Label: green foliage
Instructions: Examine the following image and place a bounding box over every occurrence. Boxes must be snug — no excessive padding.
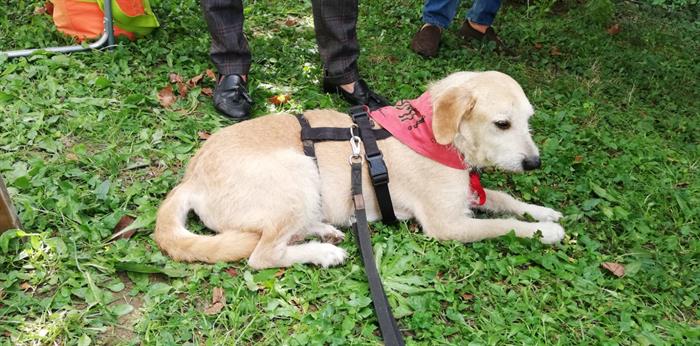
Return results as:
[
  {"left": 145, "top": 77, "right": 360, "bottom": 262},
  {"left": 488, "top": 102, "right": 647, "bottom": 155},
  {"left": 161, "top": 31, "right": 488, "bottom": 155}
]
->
[
  {"left": 1, "top": 0, "right": 699, "bottom": 344},
  {"left": 584, "top": 0, "right": 615, "bottom": 26},
  {"left": 645, "top": 0, "right": 700, "bottom": 9}
]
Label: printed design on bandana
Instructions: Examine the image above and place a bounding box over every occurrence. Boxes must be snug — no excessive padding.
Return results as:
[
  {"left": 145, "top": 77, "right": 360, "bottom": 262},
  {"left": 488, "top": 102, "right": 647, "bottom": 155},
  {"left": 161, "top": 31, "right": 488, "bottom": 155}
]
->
[
  {"left": 369, "top": 91, "right": 465, "bottom": 169},
  {"left": 395, "top": 100, "right": 427, "bottom": 131},
  {"left": 368, "top": 91, "right": 486, "bottom": 205}
]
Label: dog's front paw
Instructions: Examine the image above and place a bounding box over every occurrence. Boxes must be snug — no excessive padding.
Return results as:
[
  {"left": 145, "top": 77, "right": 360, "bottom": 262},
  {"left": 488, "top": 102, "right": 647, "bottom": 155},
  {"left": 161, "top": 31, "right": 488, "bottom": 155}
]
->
[
  {"left": 526, "top": 205, "right": 563, "bottom": 222},
  {"left": 535, "top": 222, "right": 565, "bottom": 244},
  {"left": 313, "top": 244, "right": 347, "bottom": 268}
]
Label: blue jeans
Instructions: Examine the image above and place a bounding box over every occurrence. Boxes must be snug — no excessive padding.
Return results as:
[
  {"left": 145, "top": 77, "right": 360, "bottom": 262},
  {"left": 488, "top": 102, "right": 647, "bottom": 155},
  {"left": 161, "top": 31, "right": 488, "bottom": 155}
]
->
[{"left": 422, "top": 0, "right": 502, "bottom": 28}]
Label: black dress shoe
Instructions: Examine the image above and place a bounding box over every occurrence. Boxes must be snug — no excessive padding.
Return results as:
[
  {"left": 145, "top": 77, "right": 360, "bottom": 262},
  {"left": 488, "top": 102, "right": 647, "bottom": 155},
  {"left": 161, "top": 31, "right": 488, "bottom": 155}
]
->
[
  {"left": 213, "top": 74, "right": 253, "bottom": 121},
  {"left": 322, "top": 79, "right": 390, "bottom": 111}
]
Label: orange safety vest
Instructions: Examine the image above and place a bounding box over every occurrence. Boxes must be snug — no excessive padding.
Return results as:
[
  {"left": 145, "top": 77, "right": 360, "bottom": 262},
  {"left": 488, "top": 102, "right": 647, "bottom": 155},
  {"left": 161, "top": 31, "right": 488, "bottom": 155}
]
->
[{"left": 51, "top": 0, "right": 159, "bottom": 40}]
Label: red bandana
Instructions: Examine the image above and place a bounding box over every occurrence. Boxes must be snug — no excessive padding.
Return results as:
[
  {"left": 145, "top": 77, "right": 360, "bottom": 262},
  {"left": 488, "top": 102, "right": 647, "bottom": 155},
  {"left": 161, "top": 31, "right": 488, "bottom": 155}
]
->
[{"left": 369, "top": 91, "right": 486, "bottom": 205}]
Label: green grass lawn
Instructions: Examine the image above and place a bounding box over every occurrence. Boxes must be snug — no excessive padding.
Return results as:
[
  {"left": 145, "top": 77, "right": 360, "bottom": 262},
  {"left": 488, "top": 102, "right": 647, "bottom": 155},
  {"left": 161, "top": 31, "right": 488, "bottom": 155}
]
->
[{"left": 1, "top": 0, "right": 699, "bottom": 344}]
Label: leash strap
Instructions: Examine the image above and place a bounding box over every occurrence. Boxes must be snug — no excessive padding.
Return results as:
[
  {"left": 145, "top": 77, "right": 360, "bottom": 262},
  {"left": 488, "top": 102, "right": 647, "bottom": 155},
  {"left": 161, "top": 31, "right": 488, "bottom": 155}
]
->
[
  {"left": 351, "top": 160, "right": 405, "bottom": 346},
  {"left": 349, "top": 106, "right": 398, "bottom": 225},
  {"left": 295, "top": 113, "right": 404, "bottom": 344}
]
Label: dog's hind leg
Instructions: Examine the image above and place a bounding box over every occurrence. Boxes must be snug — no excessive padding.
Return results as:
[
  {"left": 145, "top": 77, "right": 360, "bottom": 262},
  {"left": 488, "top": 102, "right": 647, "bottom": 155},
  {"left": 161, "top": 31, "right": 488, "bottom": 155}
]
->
[
  {"left": 306, "top": 223, "right": 346, "bottom": 244},
  {"left": 288, "top": 223, "right": 345, "bottom": 245},
  {"left": 248, "top": 221, "right": 347, "bottom": 269},
  {"left": 477, "top": 189, "right": 563, "bottom": 222}
]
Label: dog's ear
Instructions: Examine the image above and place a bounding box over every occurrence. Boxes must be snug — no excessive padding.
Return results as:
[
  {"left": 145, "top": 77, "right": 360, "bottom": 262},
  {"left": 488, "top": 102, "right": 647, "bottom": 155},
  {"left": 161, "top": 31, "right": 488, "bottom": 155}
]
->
[{"left": 432, "top": 86, "right": 476, "bottom": 145}]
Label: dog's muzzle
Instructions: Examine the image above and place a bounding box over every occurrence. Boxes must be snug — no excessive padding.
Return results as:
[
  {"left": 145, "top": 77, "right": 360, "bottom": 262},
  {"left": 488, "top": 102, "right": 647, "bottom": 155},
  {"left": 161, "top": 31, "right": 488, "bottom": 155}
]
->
[{"left": 522, "top": 156, "right": 541, "bottom": 171}]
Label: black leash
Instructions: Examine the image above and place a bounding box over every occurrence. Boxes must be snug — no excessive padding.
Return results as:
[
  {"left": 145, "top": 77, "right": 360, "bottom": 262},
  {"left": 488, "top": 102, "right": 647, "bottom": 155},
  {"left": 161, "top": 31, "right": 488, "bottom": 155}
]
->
[
  {"left": 295, "top": 113, "right": 404, "bottom": 345},
  {"left": 349, "top": 136, "right": 405, "bottom": 346}
]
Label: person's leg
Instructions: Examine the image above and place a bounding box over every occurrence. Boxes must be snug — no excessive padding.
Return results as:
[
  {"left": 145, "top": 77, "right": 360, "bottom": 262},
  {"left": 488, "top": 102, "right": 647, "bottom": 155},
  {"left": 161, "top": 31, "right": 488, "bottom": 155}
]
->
[
  {"left": 311, "top": 0, "right": 360, "bottom": 87},
  {"left": 459, "top": 0, "right": 511, "bottom": 54},
  {"left": 411, "top": 0, "right": 460, "bottom": 58},
  {"left": 201, "top": 0, "right": 250, "bottom": 76},
  {"left": 422, "top": 0, "right": 461, "bottom": 29},
  {"left": 201, "top": 0, "right": 253, "bottom": 120},
  {"left": 466, "top": 0, "right": 502, "bottom": 29},
  {"left": 311, "top": 0, "right": 389, "bottom": 110}
]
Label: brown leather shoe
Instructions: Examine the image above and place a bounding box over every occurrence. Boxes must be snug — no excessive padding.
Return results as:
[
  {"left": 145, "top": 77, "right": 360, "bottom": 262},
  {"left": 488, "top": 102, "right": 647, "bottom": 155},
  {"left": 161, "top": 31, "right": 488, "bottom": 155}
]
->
[
  {"left": 410, "top": 25, "right": 442, "bottom": 58},
  {"left": 458, "top": 21, "right": 513, "bottom": 55}
]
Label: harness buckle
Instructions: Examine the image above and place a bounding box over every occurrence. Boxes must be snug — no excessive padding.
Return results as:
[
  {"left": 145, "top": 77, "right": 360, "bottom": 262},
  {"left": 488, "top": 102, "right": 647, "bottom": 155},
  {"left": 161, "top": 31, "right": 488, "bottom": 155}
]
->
[{"left": 366, "top": 153, "right": 389, "bottom": 185}]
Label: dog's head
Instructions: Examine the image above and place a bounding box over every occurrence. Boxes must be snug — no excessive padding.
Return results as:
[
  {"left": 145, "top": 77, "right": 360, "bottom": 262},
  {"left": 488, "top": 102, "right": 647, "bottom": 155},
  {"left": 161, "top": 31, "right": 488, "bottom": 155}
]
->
[{"left": 431, "top": 71, "right": 541, "bottom": 172}]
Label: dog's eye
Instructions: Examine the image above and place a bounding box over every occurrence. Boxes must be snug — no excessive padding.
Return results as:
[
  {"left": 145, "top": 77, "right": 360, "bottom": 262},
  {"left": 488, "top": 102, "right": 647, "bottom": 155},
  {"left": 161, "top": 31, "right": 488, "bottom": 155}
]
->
[{"left": 494, "top": 120, "right": 511, "bottom": 130}]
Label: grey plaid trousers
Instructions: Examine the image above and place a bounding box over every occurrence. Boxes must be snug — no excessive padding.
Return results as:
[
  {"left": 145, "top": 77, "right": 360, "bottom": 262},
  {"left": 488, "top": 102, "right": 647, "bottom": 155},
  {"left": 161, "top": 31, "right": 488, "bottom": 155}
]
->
[{"left": 201, "top": 0, "right": 361, "bottom": 85}]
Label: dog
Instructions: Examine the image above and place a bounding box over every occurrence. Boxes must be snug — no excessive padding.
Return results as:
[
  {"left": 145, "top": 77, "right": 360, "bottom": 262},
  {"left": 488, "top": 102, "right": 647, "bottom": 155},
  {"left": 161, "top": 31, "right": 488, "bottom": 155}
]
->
[{"left": 154, "top": 71, "right": 565, "bottom": 269}]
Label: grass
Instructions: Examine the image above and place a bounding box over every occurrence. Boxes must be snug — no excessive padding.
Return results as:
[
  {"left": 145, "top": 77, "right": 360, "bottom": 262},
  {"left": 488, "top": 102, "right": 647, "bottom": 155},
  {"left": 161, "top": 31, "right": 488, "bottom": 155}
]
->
[{"left": 1, "top": 0, "right": 699, "bottom": 344}]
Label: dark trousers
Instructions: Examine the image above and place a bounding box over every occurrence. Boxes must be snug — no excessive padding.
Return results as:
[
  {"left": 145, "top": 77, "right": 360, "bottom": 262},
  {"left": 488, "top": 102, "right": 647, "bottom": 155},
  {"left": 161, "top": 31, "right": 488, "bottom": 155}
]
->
[{"left": 201, "top": 0, "right": 360, "bottom": 85}]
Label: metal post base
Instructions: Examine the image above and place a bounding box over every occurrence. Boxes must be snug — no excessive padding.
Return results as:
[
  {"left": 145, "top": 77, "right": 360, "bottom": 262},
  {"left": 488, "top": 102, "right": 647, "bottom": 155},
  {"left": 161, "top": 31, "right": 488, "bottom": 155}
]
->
[{"left": 2, "top": 0, "right": 115, "bottom": 58}]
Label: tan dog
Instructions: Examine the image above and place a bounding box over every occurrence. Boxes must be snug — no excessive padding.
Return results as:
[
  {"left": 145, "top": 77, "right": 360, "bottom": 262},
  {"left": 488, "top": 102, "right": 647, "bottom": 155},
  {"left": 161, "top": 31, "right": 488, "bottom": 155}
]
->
[{"left": 155, "top": 71, "right": 564, "bottom": 269}]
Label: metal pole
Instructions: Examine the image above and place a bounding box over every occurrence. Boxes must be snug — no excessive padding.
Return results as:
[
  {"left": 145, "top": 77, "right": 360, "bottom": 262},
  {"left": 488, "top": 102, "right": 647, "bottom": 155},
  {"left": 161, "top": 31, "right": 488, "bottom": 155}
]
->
[
  {"left": 0, "top": 175, "right": 21, "bottom": 233},
  {"left": 2, "top": 0, "right": 115, "bottom": 58},
  {"left": 104, "top": 0, "right": 115, "bottom": 47}
]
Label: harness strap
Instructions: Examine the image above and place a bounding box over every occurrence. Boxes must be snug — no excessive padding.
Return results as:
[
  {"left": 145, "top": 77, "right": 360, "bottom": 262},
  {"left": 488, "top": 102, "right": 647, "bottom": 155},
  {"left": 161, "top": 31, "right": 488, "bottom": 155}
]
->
[
  {"left": 296, "top": 114, "right": 317, "bottom": 158},
  {"left": 301, "top": 126, "right": 393, "bottom": 141},
  {"left": 351, "top": 161, "right": 405, "bottom": 346},
  {"left": 297, "top": 115, "right": 392, "bottom": 143},
  {"left": 349, "top": 106, "right": 398, "bottom": 225}
]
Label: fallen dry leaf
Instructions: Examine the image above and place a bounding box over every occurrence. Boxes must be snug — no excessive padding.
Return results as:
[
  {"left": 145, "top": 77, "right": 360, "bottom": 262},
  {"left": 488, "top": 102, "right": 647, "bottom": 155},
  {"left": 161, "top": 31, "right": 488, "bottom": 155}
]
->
[
  {"left": 205, "top": 69, "right": 217, "bottom": 81},
  {"left": 203, "top": 287, "right": 226, "bottom": 315},
  {"left": 534, "top": 42, "right": 543, "bottom": 50},
  {"left": 225, "top": 268, "right": 238, "bottom": 277},
  {"left": 284, "top": 18, "right": 299, "bottom": 27},
  {"left": 169, "top": 73, "right": 183, "bottom": 84},
  {"left": 601, "top": 262, "right": 625, "bottom": 277},
  {"left": 550, "top": 46, "right": 562, "bottom": 56},
  {"left": 158, "top": 85, "right": 176, "bottom": 108},
  {"left": 35, "top": 1, "right": 53, "bottom": 15},
  {"left": 268, "top": 94, "right": 291, "bottom": 105},
  {"left": 177, "top": 82, "right": 188, "bottom": 97},
  {"left": 274, "top": 268, "right": 285, "bottom": 278},
  {"left": 112, "top": 215, "right": 136, "bottom": 240},
  {"left": 66, "top": 152, "right": 79, "bottom": 161},
  {"left": 187, "top": 74, "right": 204, "bottom": 88},
  {"left": 574, "top": 155, "right": 584, "bottom": 163},
  {"left": 19, "top": 282, "right": 31, "bottom": 290},
  {"left": 197, "top": 131, "right": 211, "bottom": 140},
  {"left": 607, "top": 23, "right": 621, "bottom": 35},
  {"left": 461, "top": 293, "right": 475, "bottom": 300},
  {"left": 201, "top": 87, "right": 213, "bottom": 97}
]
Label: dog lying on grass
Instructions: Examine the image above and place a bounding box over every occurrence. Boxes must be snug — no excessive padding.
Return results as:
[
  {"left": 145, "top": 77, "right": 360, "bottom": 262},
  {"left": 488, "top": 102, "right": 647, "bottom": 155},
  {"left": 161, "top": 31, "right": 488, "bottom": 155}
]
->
[{"left": 155, "top": 71, "right": 564, "bottom": 269}]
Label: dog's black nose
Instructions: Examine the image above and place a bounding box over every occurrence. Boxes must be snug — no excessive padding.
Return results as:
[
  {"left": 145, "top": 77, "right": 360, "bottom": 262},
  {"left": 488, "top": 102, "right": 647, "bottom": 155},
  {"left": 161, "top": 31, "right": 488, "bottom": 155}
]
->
[{"left": 522, "top": 156, "right": 541, "bottom": 171}]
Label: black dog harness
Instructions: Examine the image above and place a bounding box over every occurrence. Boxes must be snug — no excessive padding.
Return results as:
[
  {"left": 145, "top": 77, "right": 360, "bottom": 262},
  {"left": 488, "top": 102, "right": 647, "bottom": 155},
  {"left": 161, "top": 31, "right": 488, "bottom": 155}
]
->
[
  {"left": 296, "top": 107, "right": 397, "bottom": 224},
  {"left": 295, "top": 106, "right": 405, "bottom": 346}
]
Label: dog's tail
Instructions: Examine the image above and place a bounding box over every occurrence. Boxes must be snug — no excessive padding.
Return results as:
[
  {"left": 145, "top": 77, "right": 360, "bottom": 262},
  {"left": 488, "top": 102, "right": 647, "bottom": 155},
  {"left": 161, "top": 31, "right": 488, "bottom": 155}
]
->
[{"left": 154, "top": 184, "right": 260, "bottom": 263}]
